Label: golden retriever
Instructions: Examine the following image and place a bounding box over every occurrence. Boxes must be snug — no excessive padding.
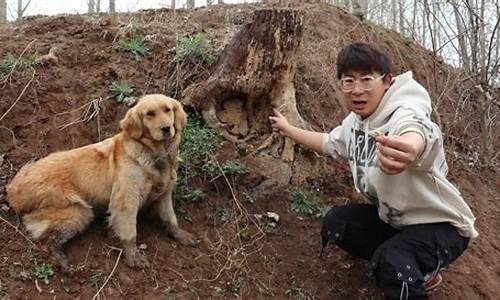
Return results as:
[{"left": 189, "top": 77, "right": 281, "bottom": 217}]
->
[{"left": 7, "top": 94, "right": 196, "bottom": 269}]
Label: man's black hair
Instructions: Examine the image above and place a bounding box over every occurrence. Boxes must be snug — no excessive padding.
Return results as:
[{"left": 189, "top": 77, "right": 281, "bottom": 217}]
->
[{"left": 336, "top": 43, "right": 391, "bottom": 79}]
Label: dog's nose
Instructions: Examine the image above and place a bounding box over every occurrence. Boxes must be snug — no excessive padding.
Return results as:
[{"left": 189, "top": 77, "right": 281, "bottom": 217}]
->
[{"left": 161, "top": 126, "right": 171, "bottom": 134}]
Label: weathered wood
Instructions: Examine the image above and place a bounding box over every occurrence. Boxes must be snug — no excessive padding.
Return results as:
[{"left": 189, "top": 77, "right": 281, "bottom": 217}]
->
[{"left": 183, "top": 8, "right": 307, "bottom": 162}]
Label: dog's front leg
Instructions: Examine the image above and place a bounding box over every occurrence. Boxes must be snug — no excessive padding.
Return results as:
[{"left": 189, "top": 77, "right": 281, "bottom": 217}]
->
[
  {"left": 157, "top": 183, "right": 197, "bottom": 246},
  {"left": 108, "top": 184, "right": 150, "bottom": 268}
]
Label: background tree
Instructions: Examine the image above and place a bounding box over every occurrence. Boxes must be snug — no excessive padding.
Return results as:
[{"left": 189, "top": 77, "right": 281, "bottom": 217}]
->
[
  {"left": 186, "top": 0, "right": 195, "bottom": 9},
  {"left": 0, "top": 0, "right": 7, "bottom": 23},
  {"left": 109, "top": 0, "right": 115, "bottom": 13},
  {"left": 88, "top": 0, "right": 95, "bottom": 13},
  {"left": 16, "top": 0, "right": 31, "bottom": 21}
]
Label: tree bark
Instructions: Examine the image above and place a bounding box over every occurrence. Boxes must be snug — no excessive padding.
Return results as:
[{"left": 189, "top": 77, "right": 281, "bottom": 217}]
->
[{"left": 183, "top": 8, "right": 306, "bottom": 162}]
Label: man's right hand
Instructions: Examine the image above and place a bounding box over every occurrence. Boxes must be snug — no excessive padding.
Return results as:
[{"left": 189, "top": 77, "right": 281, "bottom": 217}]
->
[
  {"left": 269, "top": 108, "right": 291, "bottom": 137},
  {"left": 269, "top": 108, "right": 325, "bottom": 154}
]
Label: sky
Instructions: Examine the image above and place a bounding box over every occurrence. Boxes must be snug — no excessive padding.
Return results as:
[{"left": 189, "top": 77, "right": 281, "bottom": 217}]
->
[{"left": 6, "top": 0, "right": 258, "bottom": 20}]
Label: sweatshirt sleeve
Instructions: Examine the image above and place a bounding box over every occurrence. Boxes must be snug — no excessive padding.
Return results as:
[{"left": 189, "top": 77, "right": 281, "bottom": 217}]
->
[
  {"left": 391, "top": 107, "right": 441, "bottom": 169},
  {"left": 321, "top": 125, "right": 349, "bottom": 160}
]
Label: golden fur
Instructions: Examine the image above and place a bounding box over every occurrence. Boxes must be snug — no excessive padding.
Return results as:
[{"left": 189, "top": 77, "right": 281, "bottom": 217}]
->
[{"left": 7, "top": 94, "right": 196, "bottom": 269}]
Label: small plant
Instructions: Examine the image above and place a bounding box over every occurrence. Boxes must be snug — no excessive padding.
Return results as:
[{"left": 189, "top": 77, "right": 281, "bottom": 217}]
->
[
  {"left": 34, "top": 263, "right": 54, "bottom": 284},
  {"left": 175, "top": 33, "right": 216, "bottom": 64},
  {"left": 285, "top": 277, "right": 307, "bottom": 299},
  {"left": 89, "top": 269, "right": 106, "bottom": 288},
  {"left": 109, "top": 81, "right": 134, "bottom": 103},
  {"left": 202, "top": 159, "right": 246, "bottom": 179},
  {"left": 116, "top": 37, "right": 151, "bottom": 59},
  {"left": 289, "top": 188, "right": 323, "bottom": 216},
  {"left": 183, "top": 189, "right": 205, "bottom": 202},
  {"left": 1, "top": 52, "right": 36, "bottom": 74}
]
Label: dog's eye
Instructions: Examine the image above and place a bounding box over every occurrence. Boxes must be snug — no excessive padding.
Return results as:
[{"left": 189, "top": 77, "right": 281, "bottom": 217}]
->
[
  {"left": 164, "top": 107, "right": 171, "bottom": 113},
  {"left": 146, "top": 111, "right": 155, "bottom": 117}
]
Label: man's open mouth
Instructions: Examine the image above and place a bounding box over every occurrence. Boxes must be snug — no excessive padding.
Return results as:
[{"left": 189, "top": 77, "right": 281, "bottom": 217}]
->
[{"left": 353, "top": 100, "right": 367, "bottom": 105}]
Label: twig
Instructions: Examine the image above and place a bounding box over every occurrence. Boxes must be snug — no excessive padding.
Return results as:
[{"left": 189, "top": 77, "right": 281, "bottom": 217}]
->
[
  {"left": 92, "top": 247, "right": 122, "bottom": 300},
  {"left": 34, "top": 279, "right": 42, "bottom": 293},
  {"left": 0, "top": 215, "right": 38, "bottom": 249},
  {"left": 0, "top": 70, "right": 36, "bottom": 123}
]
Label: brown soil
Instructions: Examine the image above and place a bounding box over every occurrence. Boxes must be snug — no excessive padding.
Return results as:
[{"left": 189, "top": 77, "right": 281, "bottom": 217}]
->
[{"left": 0, "top": 3, "right": 499, "bottom": 299}]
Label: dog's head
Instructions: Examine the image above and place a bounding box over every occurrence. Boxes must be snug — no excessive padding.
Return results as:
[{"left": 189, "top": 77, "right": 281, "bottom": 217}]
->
[{"left": 120, "top": 94, "right": 187, "bottom": 142}]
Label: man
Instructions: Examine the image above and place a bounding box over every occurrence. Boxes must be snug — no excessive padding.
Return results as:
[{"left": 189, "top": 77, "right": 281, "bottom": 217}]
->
[{"left": 269, "top": 42, "right": 477, "bottom": 299}]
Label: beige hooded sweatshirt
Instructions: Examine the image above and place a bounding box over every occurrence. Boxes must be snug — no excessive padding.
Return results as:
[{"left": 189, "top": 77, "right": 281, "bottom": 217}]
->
[{"left": 322, "top": 71, "right": 478, "bottom": 238}]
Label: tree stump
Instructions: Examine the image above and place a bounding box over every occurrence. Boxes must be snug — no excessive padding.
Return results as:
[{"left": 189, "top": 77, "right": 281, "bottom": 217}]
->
[{"left": 183, "top": 8, "right": 307, "bottom": 162}]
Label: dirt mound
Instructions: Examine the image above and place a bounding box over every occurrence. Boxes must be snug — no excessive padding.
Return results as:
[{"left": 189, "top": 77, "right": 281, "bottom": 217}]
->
[{"left": 0, "top": 3, "right": 498, "bottom": 299}]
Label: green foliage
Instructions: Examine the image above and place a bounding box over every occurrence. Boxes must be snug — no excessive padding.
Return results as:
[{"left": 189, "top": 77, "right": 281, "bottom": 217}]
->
[
  {"left": 109, "top": 81, "right": 134, "bottom": 103},
  {"left": 289, "top": 187, "right": 323, "bottom": 216},
  {"left": 201, "top": 159, "right": 246, "bottom": 179},
  {"left": 89, "top": 269, "right": 106, "bottom": 288},
  {"left": 34, "top": 263, "right": 54, "bottom": 284},
  {"left": 116, "top": 37, "right": 151, "bottom": 59},
  {"left": 175, "top": 33, "right": 216, "bottom": 65},
  {"left": 1, "top": 53, "right": 36, "bottom": 74},
  {"left": 285, "top": 277, "right": 307, "bottom": 299},
  {"left": 183, "top": 189, "right": 205, "bottom": 203}
]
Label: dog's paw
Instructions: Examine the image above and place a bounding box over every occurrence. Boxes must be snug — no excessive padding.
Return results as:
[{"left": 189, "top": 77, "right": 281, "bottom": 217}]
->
[
  {"left": 124, "top": 248, "right": 150, "bottom": 269},
  {"left": 170, "top": 227, "right": 198, "bottom": 246}
]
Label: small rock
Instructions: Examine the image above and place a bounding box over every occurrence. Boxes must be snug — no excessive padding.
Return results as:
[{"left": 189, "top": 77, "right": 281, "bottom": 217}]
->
[
  {"left": 266, "top": 212, "right": 280, "bottom": 223},
  {"left": 138, "top": 243, "right": 147, "bottom": 250}
]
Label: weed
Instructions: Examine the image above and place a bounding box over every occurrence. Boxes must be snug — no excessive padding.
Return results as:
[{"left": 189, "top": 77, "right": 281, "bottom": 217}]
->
[
  {"left": 164, "top": 286, "right": 177, "bottom": 299},
  {"left": 34, "top": 263, "right": 54, "bottom": 284},
  {"left": 175, "top": 33, "right": 216, "bottom": 65},
  {"left": 289, "top": 187, "right": 323, "bottom": 216},
  {"left": 285, "top": 277, "right": 307, "bottom": 299},
  {"left": 89, "top": 269, "right": 106, "bottom": 288},
  {"left": 183, "top": 189, "right": 205, "bottom": 202},
  {"left": 116, "top": 37, "right": 150, "bottom": 59},
  {"left": 60, "top": 277, "right": 71, "bottom": 293},
  {"left": 109, "top": 81, "right": 134, "bottom": 103},
  {"left": 1, "top": 52, "right": 36, "bottom": 74},
  {"left": 260, "top": 218, "right": 278, "bottom": 234},
  {"left": 175, "top": 111, "right": 222, "bottom": 202},
  {"left": 202, "top": 159, "right": 246, "bottom": 179},
  {"left": 0, "top": 280, "right": 6, "bottom": 296}
]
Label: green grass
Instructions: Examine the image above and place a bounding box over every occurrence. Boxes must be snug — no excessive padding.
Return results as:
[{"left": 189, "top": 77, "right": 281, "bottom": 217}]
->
[
  {"left": 109, "top": 81, "right": 134, "bottom": 103},
  {"left": 175, "top": 33, "right": 216, "bottom": 65},
  {"left": 1, "top": 52, "right": 37, "bottom": 74},
  {"left": 116, "top": 37, "right": 151, "bottom": 59}
]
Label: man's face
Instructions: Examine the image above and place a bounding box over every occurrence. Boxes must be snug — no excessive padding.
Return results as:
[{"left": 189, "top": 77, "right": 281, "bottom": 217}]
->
[{"left": 340, "top": 70, "right": 391, "bottom": 119}]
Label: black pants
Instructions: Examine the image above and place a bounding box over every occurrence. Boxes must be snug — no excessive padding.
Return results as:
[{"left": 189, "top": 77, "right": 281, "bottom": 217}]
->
[{"left": 321, "top": 204, "right": 470, "bottom": 300}]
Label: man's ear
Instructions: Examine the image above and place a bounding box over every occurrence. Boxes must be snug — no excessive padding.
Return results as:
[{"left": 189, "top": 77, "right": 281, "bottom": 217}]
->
[
  {"left": 173, "top": 100, "right": 187, "bottom": 132},
  {"left": 120, "top": 107, "right": 143, "bottom": 139},
  {"left": 383, "top": 73, "right": 393, "bottom": 89}
]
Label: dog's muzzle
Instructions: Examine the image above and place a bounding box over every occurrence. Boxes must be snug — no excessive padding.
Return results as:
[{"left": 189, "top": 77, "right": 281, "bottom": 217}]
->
[{"left": 160, "top": 126, "right": 175, "bottom": 138}]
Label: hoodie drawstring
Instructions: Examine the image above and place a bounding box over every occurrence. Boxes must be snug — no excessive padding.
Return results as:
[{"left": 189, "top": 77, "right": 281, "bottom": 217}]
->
[{"left": 399, "top": 280, "right": 409, "bottom": 300}]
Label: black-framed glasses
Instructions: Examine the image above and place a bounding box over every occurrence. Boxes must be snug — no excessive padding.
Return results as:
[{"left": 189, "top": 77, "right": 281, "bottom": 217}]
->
[{"left": 338, "top": 74, "right": 386, "bottom": 92}]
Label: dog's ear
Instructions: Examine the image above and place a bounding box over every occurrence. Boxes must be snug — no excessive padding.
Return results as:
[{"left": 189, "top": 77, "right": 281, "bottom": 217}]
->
[
  {"left": 173, "top": 100, "right": 187, "bottom": 133},
  {"left": 120, "top": 107, "right": 143, "bottom": 139}
]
